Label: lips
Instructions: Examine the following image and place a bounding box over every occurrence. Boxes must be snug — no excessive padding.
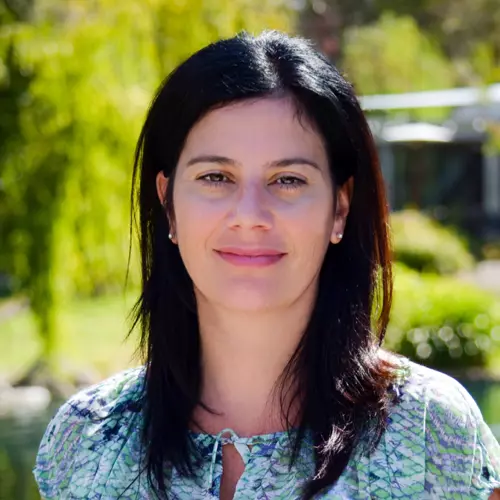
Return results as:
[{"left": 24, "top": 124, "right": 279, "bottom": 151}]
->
[{"left": 214, "top": 247, "right": 286, "bottom": 267}]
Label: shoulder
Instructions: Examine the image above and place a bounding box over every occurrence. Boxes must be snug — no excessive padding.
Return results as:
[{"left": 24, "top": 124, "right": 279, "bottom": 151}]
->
[
  {"left": 41, "top": 364, "right": 146, "bottom": 439},
  {"left": 387, "top": 359, "right": 500, "bottom": 496},
  {"left": 380, "top": 351, "right": 479, "bottom": 425},
  {"left": 62, "top": 364, "right": 145, "bottom": 417},
  {"left": 33, "top": 366, "right": 146, "bottom": 499},
  {"left": 397, "top": 359, "right": 481, "bottom": 422},
  {"left": 394, "top": 359, "right": 489, "bottom": 446}
]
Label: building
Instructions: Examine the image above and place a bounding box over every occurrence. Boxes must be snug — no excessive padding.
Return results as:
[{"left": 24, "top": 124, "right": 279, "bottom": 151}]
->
[{"left": 361, "top": 86, "right": 500, "bottom": 240}]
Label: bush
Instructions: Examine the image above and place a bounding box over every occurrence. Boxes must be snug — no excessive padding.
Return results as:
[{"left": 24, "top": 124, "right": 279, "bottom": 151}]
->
[
  {"left": 390, "top": 210, "right": 475, "bottom": 274},
  {"left": 386, "top": 264, "right": 500, "bottom": 371},
  {"left": 483, "top": 240, "right": 500, "bottom": 260}
]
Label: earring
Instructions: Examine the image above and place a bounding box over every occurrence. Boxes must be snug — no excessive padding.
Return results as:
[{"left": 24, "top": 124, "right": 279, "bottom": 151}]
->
[
  {"left": 168, "top": 233, "right": 174, "bottom": 240},
  {"left": 337, "top": 233, "right": 343, "bottom": 239}
]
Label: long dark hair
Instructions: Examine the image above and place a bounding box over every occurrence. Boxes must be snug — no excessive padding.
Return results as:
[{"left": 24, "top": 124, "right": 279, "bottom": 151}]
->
[{"left": 129, "top": 30, "right": 398, "bottom": 499}]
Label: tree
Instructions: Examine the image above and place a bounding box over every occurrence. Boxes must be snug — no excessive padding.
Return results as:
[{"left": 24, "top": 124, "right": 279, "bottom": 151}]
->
[
  {"left": 341, "top": 13, "right": 455, "bottom": 96},
  {"left": 0, "top": 0, "right": 293, "bottom": 375},
  {"left": 299, "top": 0, "right": 500, "bottom": 87}
]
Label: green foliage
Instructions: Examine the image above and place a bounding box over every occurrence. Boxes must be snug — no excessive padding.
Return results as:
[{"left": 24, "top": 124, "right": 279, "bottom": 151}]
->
[
  {"left": 302, "top": 0, "right": 500, "bottom": 88},
  {"left": 483, "top": 240, "right": 500, "bottom": 261},
  {"left": 343, "top": 13, "right": 456, "bottom": 96},
  {"left": 0, "top": 0, "right": 294, "bottom": 366},
  {"left": 470, "top": 42, "right": 500, "bottom": 85},
  {"left": 342, "top": 13, "right": 456, "bottom": 120},
  {"left": 390, "top": 209, "right": 475, "bottom": 275},
  {"left": 392, "top": 0, "right": 500, "bottom": 86},
  {"left": 386, "top": 264, "right": 500, "bottom": 370}
]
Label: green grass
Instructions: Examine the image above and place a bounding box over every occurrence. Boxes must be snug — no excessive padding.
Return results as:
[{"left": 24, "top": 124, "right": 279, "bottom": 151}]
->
[{"left": 0, "top": 292, "right": 140, "bottom": 381}]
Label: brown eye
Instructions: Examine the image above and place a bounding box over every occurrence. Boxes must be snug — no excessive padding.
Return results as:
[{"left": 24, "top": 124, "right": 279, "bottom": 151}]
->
[
  {"left": 274, "top": 176, "right": 306, "bottom": 190},
  {"left": 198, "top": 173, "right": 230, "bottom": 185}
]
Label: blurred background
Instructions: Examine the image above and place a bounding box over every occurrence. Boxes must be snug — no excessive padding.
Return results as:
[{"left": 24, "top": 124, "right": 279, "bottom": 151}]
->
[{"left": 1, "top": 0, "right": 500, "bottom": 498}]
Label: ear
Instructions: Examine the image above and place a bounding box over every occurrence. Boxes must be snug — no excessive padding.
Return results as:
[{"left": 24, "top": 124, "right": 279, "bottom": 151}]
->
[
  {"left": 156, "top": 171, "right": 177, "bottom": 243},
  {"left": 156, "top": 171, "right": 169, "bottom": 206},
  {"left": 330, "top": 176, "right": 353, "bottom": 245}
]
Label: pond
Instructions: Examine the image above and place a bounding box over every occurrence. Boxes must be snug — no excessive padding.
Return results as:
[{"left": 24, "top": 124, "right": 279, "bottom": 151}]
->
[{"left": 0, "top": 380, "right": 499, "bottom": 500}]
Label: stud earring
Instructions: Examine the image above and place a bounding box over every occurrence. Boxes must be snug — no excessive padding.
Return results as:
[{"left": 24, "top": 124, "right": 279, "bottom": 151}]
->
[
  {"left": 337, "top": 233, "right": 343, "bottom": 239},
  {"left": 168, "top": 233, "right": 174, "bottom": 241}
]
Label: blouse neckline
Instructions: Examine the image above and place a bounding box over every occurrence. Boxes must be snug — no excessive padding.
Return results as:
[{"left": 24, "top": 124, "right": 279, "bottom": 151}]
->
[{"left": 186, "top": 353, "right": 412, "bottom": 445}]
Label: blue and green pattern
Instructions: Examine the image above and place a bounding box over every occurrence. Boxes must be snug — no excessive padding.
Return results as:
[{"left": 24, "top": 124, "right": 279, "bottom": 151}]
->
[{"left": 33, "top": 356, "right": 500, "bottom": 498}]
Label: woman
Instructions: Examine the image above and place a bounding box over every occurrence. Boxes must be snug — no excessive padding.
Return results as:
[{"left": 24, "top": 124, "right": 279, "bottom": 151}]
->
[{"left": 34, "top": 31, "right": 500, "bottom": 499}]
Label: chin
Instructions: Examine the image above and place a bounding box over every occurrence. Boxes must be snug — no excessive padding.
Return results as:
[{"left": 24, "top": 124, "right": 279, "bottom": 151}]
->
[
  {"left": 211, "top": 280, "right": 287, "bottom": 312},
  {"left": 221, "top": 297, "right": 276, "bottom": 312}
]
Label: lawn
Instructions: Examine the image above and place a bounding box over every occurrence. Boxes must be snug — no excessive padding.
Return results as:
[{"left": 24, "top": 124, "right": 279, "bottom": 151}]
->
[{"left": 0, "top": 292, "right": 140, "bottom": 382}]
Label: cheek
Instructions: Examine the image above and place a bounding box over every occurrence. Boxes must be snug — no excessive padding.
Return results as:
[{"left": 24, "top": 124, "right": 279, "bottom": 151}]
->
[
  {"left": 291, "top": 219, "right": 332, "bottom": 261},
  {"left": 284, "top": 192, "right": 334, "bottom": 238},
  {"left": 281, "top": 198, "right": 334, "bottom": 265},
  {"left": 173, "top": 191, "right": 222, "bottom": 250}
]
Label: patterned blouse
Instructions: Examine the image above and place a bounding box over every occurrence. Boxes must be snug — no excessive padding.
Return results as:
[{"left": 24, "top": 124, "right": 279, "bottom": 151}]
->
[{"left": 33, "top": 357, "right": 500, "bottom": 499}]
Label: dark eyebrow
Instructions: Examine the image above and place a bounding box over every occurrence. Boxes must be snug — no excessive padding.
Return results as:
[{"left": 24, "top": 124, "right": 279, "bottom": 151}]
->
[
  {"left": 186, "top": 155, "right": 320, "bottom": 170},
  {"left": 269, "top": 157, "right": 320, "bottom": 170},
  {"left": 186, "top": 155, "right": 237, "bottom": 167}
]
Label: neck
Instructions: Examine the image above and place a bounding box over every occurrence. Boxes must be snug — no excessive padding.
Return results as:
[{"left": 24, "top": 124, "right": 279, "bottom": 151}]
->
[{"left": 192, "top": 290, "right": 314, "bottom": 437}]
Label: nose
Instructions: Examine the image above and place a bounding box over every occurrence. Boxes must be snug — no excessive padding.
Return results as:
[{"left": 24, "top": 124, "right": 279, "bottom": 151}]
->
[{"left": 226, "top": 182, "right": 273, "bottom": 231}]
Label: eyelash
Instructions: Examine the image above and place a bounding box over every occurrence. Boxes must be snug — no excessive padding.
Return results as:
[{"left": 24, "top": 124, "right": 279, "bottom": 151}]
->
[{"left": 197, "top": 173, "right": 307, "bottom": 191}]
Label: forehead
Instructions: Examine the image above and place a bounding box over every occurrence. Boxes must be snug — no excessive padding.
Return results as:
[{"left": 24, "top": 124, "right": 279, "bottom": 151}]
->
[{"left": 179, "top": 97, "right": 327, "bottom": 163}]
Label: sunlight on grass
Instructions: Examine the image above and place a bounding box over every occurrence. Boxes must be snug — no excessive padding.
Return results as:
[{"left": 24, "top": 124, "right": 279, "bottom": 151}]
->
[
  {"left": 0, "top": 291, "right": 141, "bottom": 381},
  {"left": 0, "top": 310, "right": 40, "bottom": 378}
]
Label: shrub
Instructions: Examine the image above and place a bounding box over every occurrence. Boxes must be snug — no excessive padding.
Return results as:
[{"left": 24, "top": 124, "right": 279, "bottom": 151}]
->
[
  {"left": 390, "top": 210, "right": 475, "bottom": 274},
  {"left": 483, "top": 240, "right": 500, "bottom": 260},
  {"left": 385, "top": 264, "right": 500, "bottom": 370}
]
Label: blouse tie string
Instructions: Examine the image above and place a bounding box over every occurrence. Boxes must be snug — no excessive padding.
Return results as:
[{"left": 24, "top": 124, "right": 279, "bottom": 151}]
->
[{"left": 207, "top": 428, "right": 252, "bottom": 491}]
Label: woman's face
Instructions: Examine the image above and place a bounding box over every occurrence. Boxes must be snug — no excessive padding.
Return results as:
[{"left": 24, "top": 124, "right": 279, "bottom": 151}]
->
[{"left": 157, "top": 97, "right": 348, "bottom": 312}]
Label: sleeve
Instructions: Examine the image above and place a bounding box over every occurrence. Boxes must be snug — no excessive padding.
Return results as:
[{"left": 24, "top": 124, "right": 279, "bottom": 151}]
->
[
  {"left": 467, "top": 397, "right": 500, "bottom": 497},
  {"left": 414, "top": 366, "right": 500, "bottom": 499},
  {"left": 32, "top": 399, "right": 87, "bottom": 499}
]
